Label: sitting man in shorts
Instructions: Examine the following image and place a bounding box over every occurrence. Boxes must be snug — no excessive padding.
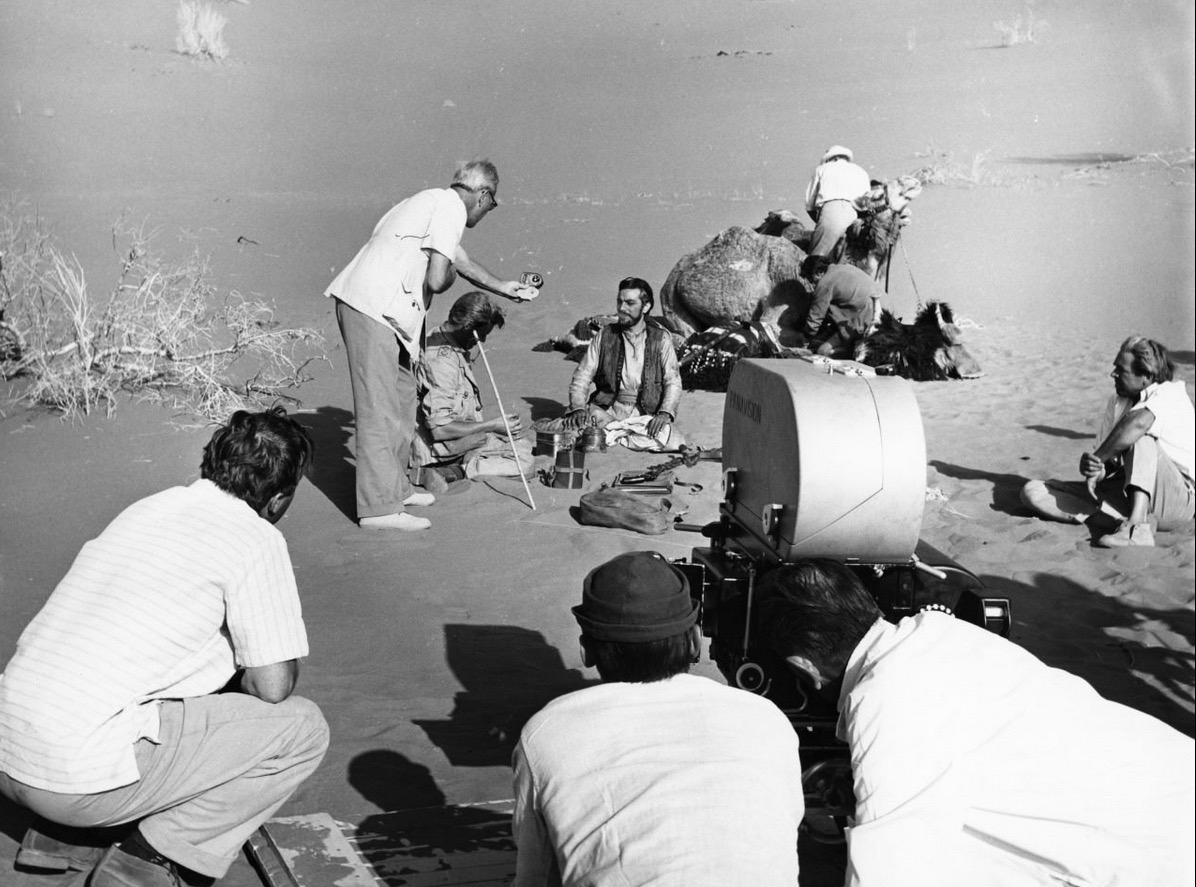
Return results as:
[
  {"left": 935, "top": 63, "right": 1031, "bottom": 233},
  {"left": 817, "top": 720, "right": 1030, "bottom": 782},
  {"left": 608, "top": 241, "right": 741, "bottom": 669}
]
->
[
  {"left": 1080, "top": 335, "right": 1194, "bottom": 546},
  {"left": 0, "top": 407, "right": 328, "bottom": 887},
  {"left": 564, "top": 277, "right": 682, "bottom": 446},
  {"left": 511, "top": 551, "right": 804, "bottom": 886},
  {"left": 758, "top": 558, "right": 1195, "bottom": 887},
  {"left": 413, "top": 290, "right": 530, "bottom": 489}
]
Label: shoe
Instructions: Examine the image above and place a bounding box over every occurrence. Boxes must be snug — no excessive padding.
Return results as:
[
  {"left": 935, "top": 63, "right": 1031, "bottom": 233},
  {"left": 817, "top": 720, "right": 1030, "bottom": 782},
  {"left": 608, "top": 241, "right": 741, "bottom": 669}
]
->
[
  {"left": 359, "top": 512, "right": 431, "bottom": 531},
  {"left": 1096, "top": 521, "right": 1154, "bottom": 548},
  {"left": 88, "top": 845, "right": 181, "bottom": 887},
  {"left": 17, "top": 826, "right": 108, "bottom": 872},
  {"left": 402, "top": 490, "right": 436, "bottom": 507}
]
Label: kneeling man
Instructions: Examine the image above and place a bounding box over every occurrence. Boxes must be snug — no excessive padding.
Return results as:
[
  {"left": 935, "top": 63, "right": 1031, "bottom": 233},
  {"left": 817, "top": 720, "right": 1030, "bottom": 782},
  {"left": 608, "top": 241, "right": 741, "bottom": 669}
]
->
[
  {"left": 758, "top": 559, "right": 1195, "bottom": 887},
  {"left": 565, "top": 277, "right": 682, "bottom": 445},
  {"left": 0, "top": 408, "right": 329, "bottom": 886},
  {"left": 414, "top": 291, "right": 531, "bottom": 488},
  {"left": 512, "top": 551, "right": 804, "bottom": 886},
  {"left": 798, "top": 254, "right": 882, "bottom": 358}
]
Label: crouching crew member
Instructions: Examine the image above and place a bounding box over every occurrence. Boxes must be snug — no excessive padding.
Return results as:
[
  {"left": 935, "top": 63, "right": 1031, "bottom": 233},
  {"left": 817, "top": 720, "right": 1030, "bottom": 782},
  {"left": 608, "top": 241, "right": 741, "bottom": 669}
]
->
[
  {"left": 798, "top": 254, "right": 882, "bottom": 358},
  {"left": 0, "top": 408, "right": 329, "bottom": 887},
  {"left": 413, "top": 291, "right": 532, "bottom": 489},
  {"left": 757, "top": 559, "right": 1195, "bottom": 887},
  {"left": 512, "top": 551, "right": 804, "bottom": 886}
]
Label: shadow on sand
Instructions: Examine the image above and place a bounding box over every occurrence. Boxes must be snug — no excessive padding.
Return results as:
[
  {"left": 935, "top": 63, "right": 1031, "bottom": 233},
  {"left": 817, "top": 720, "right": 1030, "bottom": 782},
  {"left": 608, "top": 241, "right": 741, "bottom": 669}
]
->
[
  {"left": 982, "top": 571, "right": 1195, "bottom": 737},
  {"left": 413, "top": 624, "right": 598, "bottom": 768},
  {"left": 299, "top": 405, "right": 357, "bottom": 522},
  {"left": 348, "top": 750, "right": 516, "bottom": 886}
]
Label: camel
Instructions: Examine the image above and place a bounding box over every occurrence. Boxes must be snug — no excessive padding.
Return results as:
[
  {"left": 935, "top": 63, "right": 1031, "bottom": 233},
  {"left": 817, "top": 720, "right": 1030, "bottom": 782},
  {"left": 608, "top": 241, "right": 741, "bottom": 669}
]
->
[
  {"left": 660, "top": 176, "right": 921, "bottom": 342},
  {"left": 658, "top": 225, "right": 808, "bottom": 341}
]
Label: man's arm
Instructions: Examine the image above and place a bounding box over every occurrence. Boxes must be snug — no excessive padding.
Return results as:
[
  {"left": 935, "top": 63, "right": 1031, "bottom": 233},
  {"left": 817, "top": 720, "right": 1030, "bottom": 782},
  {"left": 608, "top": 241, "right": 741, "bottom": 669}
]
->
[
  {"left": 647, "top": 337, "right": 682, "bottom": 437},
  {"left": 429, "top": 415, "right": 516, "bottom": 442},
  {"left": 511, "top": 740, "right": 563, "bottom": 887},
  {"left": 453, "top": 245, "right": 537, "bottom": 302},
  {"left": 1081, "top": 408, "right": 1155, "bottom": 478},
  {"left": 241, "top": 660, "right": 299, "bottom": 704},
  {"left": 425, "top": 250, "right": 457, "bottom": 295},
  {"left": 805, "top": 167, "right": 822, "bottom": 216},
  {"left": 567, "top": 332, "right": 602, "bottom": 415},
  {"left": 802, "top": 279, "right": 832, "bottom": 341},
  {"left": 842, "top": 687, "right": 968, "bottom": 887}
]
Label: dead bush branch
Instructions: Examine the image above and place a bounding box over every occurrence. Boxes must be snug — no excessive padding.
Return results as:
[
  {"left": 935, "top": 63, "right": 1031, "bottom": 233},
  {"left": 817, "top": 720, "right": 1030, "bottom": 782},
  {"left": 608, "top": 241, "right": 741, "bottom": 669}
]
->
[{"left": 1, "top": 200, "right": 326, "bottom": 421}]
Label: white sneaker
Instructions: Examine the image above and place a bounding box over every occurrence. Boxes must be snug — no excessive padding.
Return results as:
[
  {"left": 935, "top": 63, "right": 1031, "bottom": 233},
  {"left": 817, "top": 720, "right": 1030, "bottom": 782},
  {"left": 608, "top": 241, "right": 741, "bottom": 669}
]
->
[
  {"left": 359, "top": 513, "right": 431, "bottom": 531},
  {"left": 402, "top": 491, "right": 436, "bottom": 507}
]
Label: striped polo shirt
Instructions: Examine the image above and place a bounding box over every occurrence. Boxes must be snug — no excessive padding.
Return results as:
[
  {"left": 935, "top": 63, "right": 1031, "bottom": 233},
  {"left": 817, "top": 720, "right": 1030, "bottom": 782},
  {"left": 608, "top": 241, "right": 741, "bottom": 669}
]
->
[{"left": 0, "top": 479, "right": 308, "bottom": 794}]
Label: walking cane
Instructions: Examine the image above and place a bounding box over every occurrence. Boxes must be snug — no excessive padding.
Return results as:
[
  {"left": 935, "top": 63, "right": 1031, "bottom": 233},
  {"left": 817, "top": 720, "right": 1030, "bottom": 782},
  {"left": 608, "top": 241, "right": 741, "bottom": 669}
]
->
[{"left": 473, "top": 331, "right": 536, "bottom": 510}]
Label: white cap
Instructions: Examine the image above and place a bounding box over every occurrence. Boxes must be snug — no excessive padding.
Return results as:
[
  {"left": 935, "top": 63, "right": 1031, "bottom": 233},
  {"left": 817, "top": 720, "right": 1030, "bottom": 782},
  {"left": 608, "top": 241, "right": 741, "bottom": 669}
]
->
[{"left": 823, "top": 145, "right": 853, "bottom": 162}]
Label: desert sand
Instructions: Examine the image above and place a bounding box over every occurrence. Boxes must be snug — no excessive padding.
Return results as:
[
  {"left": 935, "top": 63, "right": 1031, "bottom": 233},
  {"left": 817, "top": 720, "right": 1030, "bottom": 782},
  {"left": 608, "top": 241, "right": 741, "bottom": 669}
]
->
[{"left": 1, "top": 1, "right": 1193, "bottom": 884}]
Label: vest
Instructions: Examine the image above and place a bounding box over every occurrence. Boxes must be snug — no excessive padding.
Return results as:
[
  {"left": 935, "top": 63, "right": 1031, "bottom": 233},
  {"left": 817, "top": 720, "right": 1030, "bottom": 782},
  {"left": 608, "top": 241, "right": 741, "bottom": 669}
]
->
[{"left": 591, "top": 323, "right": 669, "bottom": 415}]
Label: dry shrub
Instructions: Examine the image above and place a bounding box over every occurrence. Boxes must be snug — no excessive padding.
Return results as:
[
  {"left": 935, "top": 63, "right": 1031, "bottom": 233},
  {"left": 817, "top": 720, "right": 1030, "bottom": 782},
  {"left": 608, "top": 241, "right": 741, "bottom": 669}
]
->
[
  {"left": 910, "top": 147, "right": 993, "bottom": 187},
  {"left": 1, "top": 201, "right": 325, "bottom": 420},
  {"left": 994, "top": 6, "right": 1047, "bottom": 47},
  {"left": 176, "top": 0, "right": 229, "bottom": 61}
]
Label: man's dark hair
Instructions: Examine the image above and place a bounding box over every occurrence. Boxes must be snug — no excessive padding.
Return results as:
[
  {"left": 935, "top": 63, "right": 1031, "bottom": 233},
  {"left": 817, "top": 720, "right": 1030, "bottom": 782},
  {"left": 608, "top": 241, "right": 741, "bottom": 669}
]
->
[
  {"left": 201, "top": 407, "right": 314, "bottom": 513},
  {"left": 583, "top": 632, "right": 693, "bottom": 683},
  {"left": 447, "top": 291, "right": 506, "bottom": 332},
  {"left": 755, "top": 559, "right": 882, "bottom": 679},
  {"left": 618, "top": 276, "right": 655, "bottom": 313},
  {"left": 801, "top": 254, "right": 833, "bottom": 281},
  {"left": 1119, "top": 335, "right": 1174, "bottom": 384}
]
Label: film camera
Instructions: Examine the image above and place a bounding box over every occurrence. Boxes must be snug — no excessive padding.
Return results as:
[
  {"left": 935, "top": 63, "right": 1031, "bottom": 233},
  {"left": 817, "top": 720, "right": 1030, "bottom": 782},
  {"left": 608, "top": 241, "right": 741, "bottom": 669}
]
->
[{"left": 671, "top": 358, "right": 1010, "bottom": 829}]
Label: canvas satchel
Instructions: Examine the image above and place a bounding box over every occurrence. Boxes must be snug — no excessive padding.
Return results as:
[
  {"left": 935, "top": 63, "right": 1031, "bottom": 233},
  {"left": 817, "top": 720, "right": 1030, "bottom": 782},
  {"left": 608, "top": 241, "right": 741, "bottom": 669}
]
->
[{"left": 577, "top": 487, "right": 672, "bottom": 535}]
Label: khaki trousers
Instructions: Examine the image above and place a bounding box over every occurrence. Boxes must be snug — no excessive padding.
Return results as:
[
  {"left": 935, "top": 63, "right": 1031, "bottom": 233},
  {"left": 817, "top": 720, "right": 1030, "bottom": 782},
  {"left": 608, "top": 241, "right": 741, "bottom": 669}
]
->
[
  {"left": 336, "top": 298, "right": 418, "bottom": 518},
  {"left": 0, "top": 694, "right": 328, "bottom": 878},
  {"left": 1122, "top": 435, "right": 1196, "bottom": 531}
]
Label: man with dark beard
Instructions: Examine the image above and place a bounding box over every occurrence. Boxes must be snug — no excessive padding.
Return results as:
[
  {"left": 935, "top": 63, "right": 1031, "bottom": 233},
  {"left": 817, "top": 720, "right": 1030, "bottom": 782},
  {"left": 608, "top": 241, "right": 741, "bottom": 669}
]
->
[{"left": 564, "top": 277, "right": 681, "bottom": 443}]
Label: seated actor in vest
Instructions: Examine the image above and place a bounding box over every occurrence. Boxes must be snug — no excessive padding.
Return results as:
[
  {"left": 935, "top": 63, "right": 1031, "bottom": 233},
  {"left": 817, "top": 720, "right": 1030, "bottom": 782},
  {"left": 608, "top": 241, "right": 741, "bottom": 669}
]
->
[
  {"left": 564, "top": 277, "right": 682, "bottom": 445},
  {"left": 757, "top": 559, "right": 1195, "bottom": 887},
  {"left": 0, "top": 408, "right": 329, "bottom": 887},
  {"left": 413, "top": 290, "right": 532, "bottom": 490},
  {"left": 512, "top": 551, "right": 805, "bottom": 886}
]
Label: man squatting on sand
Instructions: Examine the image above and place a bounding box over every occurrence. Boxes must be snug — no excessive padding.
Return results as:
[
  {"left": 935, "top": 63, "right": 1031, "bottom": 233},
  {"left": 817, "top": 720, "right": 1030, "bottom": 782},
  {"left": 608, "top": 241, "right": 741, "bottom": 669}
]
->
[
  {"left": 757, "top": 559, "right": 1195, "bottom": 887},
  {"left": 804, "top": 144, "right": 872, "bottom": 258},
  {"left": 0, "top": 408, "right": 329, "bottom": 887},
  {"left": 564, "top": 277, "right": 683, "bottom": 446},
  {"left": 797, "top": 254, "right": 883, "bottom": 358},
  {"left": 325, "top": 159, "right": 537, "bottom": 532},
  {"left": 512, "top": 551, "right": 805, "bottom": 886},
  {"left": 1080, "top": 335, "right": 1195, "bottom": 547},
  {"left": 412, "top": 291, "right": 532, "bottom": 491}
]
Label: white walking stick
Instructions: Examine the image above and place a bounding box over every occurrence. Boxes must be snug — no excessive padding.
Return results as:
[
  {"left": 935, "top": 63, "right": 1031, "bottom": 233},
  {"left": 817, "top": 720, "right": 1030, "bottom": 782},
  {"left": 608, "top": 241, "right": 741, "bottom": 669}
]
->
[{"left": 474, "top": 331, "right": 536, "bottom": 510}]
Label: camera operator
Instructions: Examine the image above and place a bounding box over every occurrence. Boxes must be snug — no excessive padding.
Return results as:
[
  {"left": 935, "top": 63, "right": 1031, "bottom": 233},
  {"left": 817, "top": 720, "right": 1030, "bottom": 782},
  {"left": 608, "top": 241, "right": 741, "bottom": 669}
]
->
[
  {"left": 511, "top": 551, "right": 804, "bottom": 886},
  {"left": 755, "top": 559, "right": 1195, "bottom": 887}
]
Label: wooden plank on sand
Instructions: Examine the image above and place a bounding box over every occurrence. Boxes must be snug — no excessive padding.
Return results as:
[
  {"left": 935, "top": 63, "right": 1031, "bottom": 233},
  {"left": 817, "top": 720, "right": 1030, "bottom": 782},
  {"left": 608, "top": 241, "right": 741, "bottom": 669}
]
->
[{"left": 248, "top": 801, "right": 516, "bottom": 887}]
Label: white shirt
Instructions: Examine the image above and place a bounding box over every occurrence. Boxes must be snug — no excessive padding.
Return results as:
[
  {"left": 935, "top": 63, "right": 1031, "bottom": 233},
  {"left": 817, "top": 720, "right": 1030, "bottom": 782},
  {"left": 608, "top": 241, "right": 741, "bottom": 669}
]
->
[
  {"left": 512, "top": 673, "right": 804, "bottom": 887},
  {"left": 0, "top": 480, "right": 309, "bottom": 794},
  {"left": 839, "top": 612, "right": 1195, "bottom": 887},
  {"left": 324, "top": 187, "right": 466, "bottom": 352},
  {"left": 1097, "top": 380, "right": 1195, "bottom": 482},
  {"left": 805, "top": 158, "right": 871, "bottom": 213}
]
